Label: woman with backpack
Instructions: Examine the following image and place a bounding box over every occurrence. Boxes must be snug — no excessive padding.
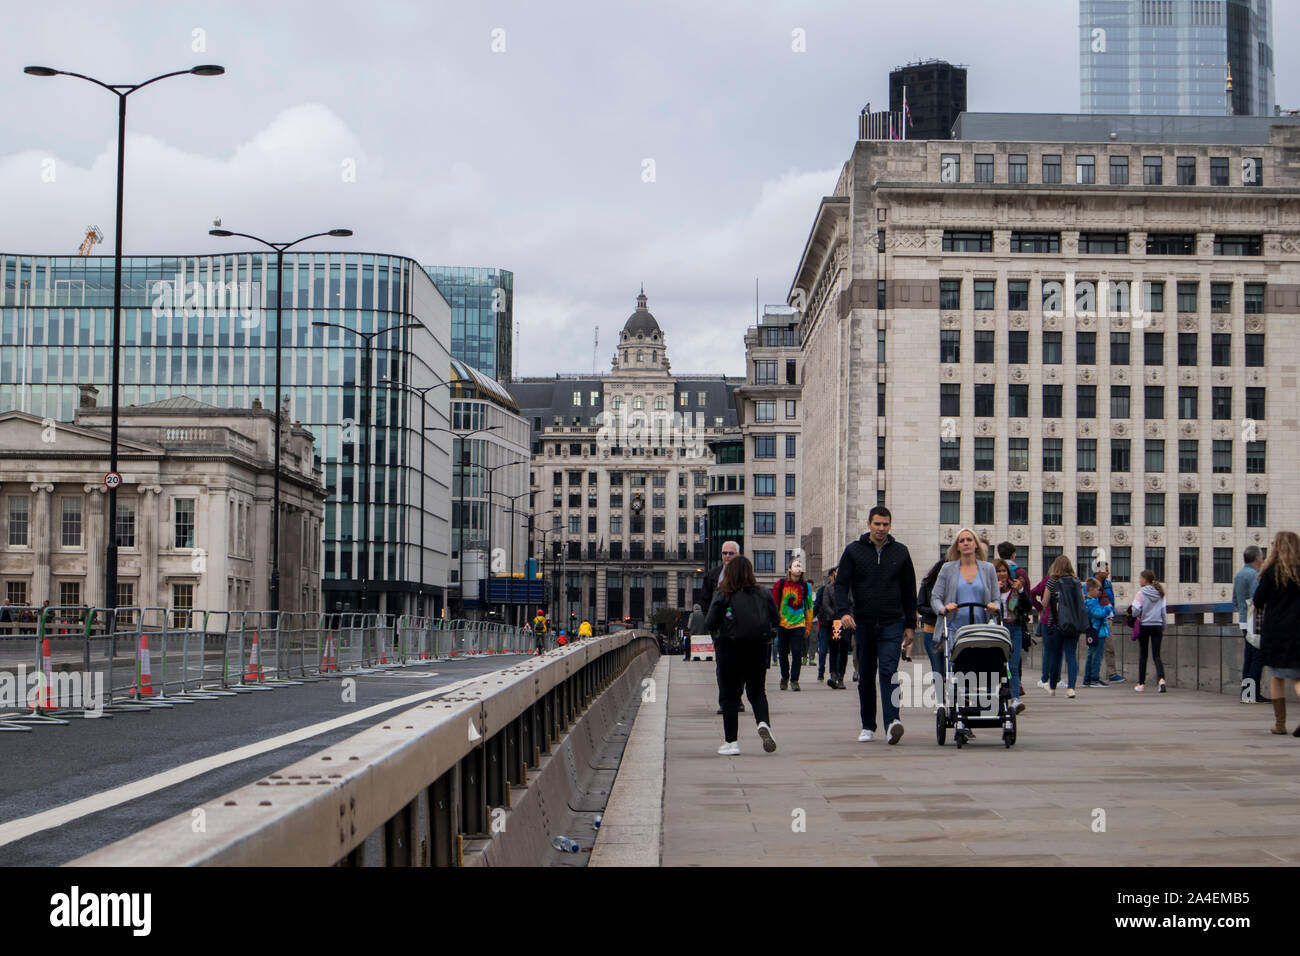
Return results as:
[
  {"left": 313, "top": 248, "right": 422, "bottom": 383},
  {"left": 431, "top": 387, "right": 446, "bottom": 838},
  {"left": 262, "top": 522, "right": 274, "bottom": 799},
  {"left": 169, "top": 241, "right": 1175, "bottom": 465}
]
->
[
  {"left": 1030, "top": 556, "right": 1087, "bottom": 698},
  {"left": 771, "top": 559, "right": 814, "bottom": 691},
  {"left": 1254, "top": 531, "right": 1300, "bottom": 736},
  {"left": 916, "top": 560, "right": 945, "bottom": 705},
  {"left": 706, "top": 555, "right": 778, "bottom": 756},
  {"left": 1130, "top": 570, "right": 1168, "bottom": 693}
]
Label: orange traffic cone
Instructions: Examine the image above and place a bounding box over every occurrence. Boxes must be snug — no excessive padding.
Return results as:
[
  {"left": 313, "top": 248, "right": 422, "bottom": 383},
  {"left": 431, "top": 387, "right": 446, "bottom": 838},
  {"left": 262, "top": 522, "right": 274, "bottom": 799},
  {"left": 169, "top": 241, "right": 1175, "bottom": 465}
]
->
[
  {"left": 134, "top": 634, "right": 154, "bottom": 697},
  {"left": 245, "top": 631, "right": 264, "bottom": 681},
  {"left": 29, "top": 638, "right": 56, "bottom": 710},
  {"left": 321, "top": 633, "right": 337, "bottom": 673}
]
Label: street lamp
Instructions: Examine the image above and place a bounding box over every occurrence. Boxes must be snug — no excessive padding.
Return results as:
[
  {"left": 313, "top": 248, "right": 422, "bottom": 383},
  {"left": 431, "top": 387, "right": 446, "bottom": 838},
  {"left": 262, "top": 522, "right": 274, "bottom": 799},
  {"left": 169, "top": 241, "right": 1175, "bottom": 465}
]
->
[
  {"left": 426, "top": 424, "right": 500, "bottom": 616},
  {"left": 466, "top": 460, "right": 525, "bottom": 618},
  {"left": 210, "top": 227, "right": 352, "bottom": 614},
  {"left": 490, "top": 489, "right": 534, "bottom": 584},
  {"left": 26, "top": 63, "right": 224, "bottom": 612},
  {"left": 312, "top": 319, "right": 421, "bottom": 613}
]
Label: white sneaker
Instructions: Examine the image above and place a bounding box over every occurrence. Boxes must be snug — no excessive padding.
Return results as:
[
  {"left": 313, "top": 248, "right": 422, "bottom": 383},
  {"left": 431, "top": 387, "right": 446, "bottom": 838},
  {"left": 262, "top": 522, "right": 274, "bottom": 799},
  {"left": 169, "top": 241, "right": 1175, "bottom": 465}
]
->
[
  {"left": 757, "top": 722, "right": 777, "bottom": 753},
  {"left": 1065, "top": 688, "right": 1076, "bottom": 699},
  {"left": 717, "top": 741, "right": 740, "bottom": 756},
  {"left": 1013, "top": 699, "right": 1026, "bottom": 714},
  {"left": 887, "top": 720, "right": 904, "bottom": 745},
  {"left": 858, "top": 729, "right": 874, "bottom": 742},
  {"left": 1036, "top": 679, "right": 1047, "bottom": 689},
  {"left": 1134, "top": 684, "right": 1145, "bottom": 693}
]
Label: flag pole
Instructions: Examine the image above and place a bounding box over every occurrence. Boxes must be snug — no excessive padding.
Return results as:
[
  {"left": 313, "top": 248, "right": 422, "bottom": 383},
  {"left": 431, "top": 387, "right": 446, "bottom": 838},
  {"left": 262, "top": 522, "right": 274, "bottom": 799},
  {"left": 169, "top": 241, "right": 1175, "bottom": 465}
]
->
[{"left": 903, "top": 85, "right": 907, "bottom": 141}]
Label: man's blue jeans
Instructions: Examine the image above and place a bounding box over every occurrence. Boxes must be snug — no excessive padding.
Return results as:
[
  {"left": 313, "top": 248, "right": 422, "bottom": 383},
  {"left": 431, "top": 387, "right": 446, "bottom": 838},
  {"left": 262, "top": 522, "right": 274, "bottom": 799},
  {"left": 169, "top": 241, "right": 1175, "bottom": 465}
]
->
[
  {"left": 816, "top": 622, "right": 831, "bottom": 676},
  {"left": 855, "top": 617, "right": 905, "bottom": 732}
]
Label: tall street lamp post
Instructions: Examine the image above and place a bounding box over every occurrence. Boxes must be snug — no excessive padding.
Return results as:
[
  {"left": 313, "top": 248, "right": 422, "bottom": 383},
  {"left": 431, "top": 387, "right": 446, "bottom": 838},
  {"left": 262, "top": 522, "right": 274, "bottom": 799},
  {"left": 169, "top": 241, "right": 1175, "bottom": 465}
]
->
[
  {"left": 423, "top": 423, "right": 498, "bottom": 617},
  {"left": 468, "top": 461, "right": 524, "bottom": 618},
  {"left": 25, "top": 63, "right": 224, "bottom": 612},
  {"left": 312, "top": 320, "right": 420, "bottom": 613},
  {"left": 209, "top": 228, "right": 351, "bottom": 614}
]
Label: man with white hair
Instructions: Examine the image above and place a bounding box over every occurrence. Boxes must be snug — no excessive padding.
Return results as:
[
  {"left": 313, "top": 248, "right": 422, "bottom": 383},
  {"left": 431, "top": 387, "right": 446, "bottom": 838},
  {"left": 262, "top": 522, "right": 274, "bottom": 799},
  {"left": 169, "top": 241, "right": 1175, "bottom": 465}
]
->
[{"left": 771, "top": 559, "right": 814, "bottom": 691}]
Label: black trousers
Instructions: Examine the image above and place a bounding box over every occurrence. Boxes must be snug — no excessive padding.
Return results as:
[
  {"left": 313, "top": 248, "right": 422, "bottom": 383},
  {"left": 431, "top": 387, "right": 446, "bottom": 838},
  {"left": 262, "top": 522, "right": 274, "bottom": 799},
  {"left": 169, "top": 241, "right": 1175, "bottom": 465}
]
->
[
  {"left": 829, "top": 626, "right": 854, "bottom": 678},
  {"left": 716, "top": 638, "right": 771, "bottom": 742},
  {"left": 1137, "top": 626, "right": 1165, "bottom": 684},
  {"left": 776, "top": 627, "right": 806, "bottom": 681}
]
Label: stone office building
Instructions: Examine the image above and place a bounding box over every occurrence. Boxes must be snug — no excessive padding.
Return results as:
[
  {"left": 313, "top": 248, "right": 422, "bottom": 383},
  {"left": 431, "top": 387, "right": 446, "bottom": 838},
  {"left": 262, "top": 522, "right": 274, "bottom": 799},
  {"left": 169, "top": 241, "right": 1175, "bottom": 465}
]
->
[
  {"left": 791, "top": 112, "right": 1300, "bottom": 606},
  {"left": 509, "top": 291, "right": 740, "bottom": 626},
  {"left": 0, "top": 392, "right": 326, "bottom": 614}
]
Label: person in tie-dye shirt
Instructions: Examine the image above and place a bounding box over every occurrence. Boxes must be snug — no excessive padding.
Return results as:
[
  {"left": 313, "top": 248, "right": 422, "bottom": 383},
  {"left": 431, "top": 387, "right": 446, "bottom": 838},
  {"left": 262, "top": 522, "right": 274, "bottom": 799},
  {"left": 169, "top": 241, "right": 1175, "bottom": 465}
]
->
[{"left": 771, "top": 560, "right": 814, "bottom": 691}]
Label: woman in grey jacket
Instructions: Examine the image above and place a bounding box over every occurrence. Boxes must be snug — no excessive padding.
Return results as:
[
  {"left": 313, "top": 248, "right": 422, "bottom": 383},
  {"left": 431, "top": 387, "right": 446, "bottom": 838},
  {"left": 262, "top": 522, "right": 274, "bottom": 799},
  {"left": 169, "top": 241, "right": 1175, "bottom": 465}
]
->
[
  {"left": 930, "top": 529, "right": 1001, "bottom": 649},
  {"left": 1130, "top": 570, "right": 1168, "bottom": 693}
]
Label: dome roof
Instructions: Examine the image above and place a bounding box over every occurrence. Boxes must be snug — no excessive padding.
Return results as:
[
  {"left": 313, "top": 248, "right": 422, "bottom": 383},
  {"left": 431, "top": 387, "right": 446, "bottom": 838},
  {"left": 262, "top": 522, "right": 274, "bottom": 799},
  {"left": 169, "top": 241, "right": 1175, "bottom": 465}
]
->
[{"left": 622, "top": 288, "right": 661, "bottom": 338}]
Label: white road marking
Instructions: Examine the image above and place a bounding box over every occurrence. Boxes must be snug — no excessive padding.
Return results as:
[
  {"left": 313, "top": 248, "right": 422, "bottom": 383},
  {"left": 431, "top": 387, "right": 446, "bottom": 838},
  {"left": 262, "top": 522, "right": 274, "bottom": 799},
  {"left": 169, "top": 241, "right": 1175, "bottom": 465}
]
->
[{"left": 0, "top": 674, "right": 484, "bottom": 850}]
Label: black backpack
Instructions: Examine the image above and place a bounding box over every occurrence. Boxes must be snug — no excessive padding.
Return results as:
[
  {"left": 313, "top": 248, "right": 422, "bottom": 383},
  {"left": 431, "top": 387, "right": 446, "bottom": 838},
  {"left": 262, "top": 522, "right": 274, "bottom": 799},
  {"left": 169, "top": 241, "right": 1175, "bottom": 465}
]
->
[{"left": 1051, "top": 577, "right": 1090, "bottom": 640}]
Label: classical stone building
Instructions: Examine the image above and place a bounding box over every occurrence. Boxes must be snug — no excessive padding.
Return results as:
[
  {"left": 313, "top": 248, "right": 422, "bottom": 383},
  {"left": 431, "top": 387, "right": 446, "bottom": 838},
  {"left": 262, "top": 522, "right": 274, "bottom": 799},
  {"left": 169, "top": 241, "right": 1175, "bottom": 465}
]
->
[
  {"left": 791, "top": 113, "right": 1300, "bottom": 606},
  {"left": 0, "top": 393, "right": 325, "bottom": 614},
  {"left": 509, "top": 291, "right": 740, "bottom": 626}
]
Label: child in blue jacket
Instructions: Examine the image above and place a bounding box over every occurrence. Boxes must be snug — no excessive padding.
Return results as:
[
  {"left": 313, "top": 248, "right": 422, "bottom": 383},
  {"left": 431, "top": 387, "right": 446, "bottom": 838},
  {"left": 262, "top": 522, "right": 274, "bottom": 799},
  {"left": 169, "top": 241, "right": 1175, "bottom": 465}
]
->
[{"left": 1083, "top": 578, "right": 1115, "bottom": 687}]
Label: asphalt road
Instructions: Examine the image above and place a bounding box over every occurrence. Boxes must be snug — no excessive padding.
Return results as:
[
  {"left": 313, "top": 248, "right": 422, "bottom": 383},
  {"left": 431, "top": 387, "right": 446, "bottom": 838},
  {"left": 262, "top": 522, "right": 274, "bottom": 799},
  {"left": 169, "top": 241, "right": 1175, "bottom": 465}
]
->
[{"left": 0, "top": 655, "right": 533, "bottom": 866}]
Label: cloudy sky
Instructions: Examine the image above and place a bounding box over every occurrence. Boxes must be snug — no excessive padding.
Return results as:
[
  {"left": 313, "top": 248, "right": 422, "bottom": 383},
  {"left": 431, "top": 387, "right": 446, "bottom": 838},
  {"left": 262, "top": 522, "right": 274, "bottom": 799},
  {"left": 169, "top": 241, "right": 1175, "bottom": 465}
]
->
[{"left": 3, "top": 0, "right": 1296, "bottom": 377}]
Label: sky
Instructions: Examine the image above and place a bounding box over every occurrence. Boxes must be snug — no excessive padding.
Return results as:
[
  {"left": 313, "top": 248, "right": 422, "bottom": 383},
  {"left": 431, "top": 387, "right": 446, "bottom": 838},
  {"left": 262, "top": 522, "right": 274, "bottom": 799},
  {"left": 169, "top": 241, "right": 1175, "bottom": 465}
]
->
[{"left": 1, "top": 0, "right": 1296, "bottom": 378}]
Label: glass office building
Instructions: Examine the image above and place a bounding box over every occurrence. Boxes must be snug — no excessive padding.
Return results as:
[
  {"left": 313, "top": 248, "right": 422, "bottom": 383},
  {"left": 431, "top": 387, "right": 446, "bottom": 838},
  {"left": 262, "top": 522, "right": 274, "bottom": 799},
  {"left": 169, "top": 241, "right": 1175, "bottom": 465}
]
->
[
  {"left": 423, "top": 266, "right": 514, "bottom": 383},
  {"left": 1080, "top": 0, "right": 1274, "bottom": 116},
  {"left": 0, "top": 252, "right": 454, "bottom": 615}
]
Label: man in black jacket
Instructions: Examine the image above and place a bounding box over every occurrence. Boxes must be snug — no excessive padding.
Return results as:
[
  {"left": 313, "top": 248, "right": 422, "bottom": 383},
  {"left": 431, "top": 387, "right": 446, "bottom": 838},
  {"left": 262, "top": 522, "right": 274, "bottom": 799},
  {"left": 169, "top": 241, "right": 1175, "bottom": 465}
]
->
[{"left": 833, "top": 507, "right": 917, "bottom": 745}]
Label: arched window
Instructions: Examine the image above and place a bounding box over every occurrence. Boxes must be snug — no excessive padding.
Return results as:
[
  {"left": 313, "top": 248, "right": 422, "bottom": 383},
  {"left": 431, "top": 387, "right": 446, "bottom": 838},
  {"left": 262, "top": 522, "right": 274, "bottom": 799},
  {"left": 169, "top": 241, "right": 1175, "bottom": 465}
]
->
[
  {"left": 654, "top": 396, "right": 666, "bottom": 410},
  {"left": 650, "top": 351, "right": 657, "bottom": 363},
  {"left": 611, "top": 396, "right": 623, "bottom": 410},
  {"left": 633, "top": 397, "right": 644, "bottom": 410},
  {"left": 637, "top": 350, "right": 644, "bottom": 362}
]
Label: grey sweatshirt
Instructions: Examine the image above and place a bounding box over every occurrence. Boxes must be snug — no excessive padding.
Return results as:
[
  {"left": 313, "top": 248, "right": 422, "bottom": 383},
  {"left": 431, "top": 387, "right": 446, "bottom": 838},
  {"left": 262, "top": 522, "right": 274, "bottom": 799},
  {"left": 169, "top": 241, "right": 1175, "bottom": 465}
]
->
[{"left": 1130, "top": 584, "right": 1166, "bottom": 626}]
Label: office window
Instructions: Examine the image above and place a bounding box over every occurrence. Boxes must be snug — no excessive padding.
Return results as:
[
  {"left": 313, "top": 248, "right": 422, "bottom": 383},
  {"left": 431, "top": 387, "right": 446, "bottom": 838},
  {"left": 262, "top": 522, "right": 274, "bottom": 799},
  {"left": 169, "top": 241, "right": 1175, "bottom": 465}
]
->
[
  {"left": 877, "top": 280, "right": 886, "bottom": 309},
  {"left": 754, "top": 474, "right": 775, "bottom": 496},
  {"left": 1109, "top": 155, "right": 1129, "bottom": 184},
  {"left": 1077, "top": 492, "right": 1097, "bottom": 526},
  {"left": 878, "top": 329, "right": 886, "bottom": 362},
  {"left": 1147, "top": 233, "right": 1194, "bottom": 256},
  {"left": 876, "top": 437, "right": 886, "bottom": 471},
  {"left": 1211, "top": 333, "right": 1231, "bottom": 366},
  {"left": 972, "top": 280, "right": 994, "bottom": 311},
  {"left": 1042, "top": 331, "right": 1062, "bottom": 364},
  {"left": 975, "top": 153, "right": 994, "bottom": 183},
  {"left": 1008, "top": 492, "right": 1029, "bottom": 525},
  {"left": 1178, "top": 386, "right": 1198, "bottom": 420},
  {"left": 1145, "top": 281, "right": 1164, "bottom": 313},
  {"left": 1210, "top": 157, "right": 1229, "bottom": 185},
  {"left": 698, "top": 391, "right": 707, "bottom": 406},
  {"left": 1112, "top": 546, "right": 1132, "bottom": 582},
  {"left": 1212, "top": 494, "right": 1232, "bottom": 527},
  {"left": 753, "top": 512, "right": 775, "bottom": 535},
  {"left": 754, "top": 551, "right": 775, "bottom": 574},
  {"left": 877, "top": 229, "right": 886, "bottom": 252},
  {"left": 1179, "top": 548, "right": 1199, "bottom": 584},
  {"left": 785, "top": 474, "right": 796, "bottom": 497},
  {"left": 939, "top": 491, "right": 960, "bottom": 525},
  {"left": 785, "top": 434, "right": 796, "bottom": 458},
  {"left": 1246, "top": 441, "right": 1266, "bottom": 474},
  {"left": 1008, "top": 331, "right": 1028, "bottom": 364},
  {"left": 877, "top": 382, "right": 886, "bottom": 417},
  {"left": 1042, "top": 438, "right": 1063, "bottom": 472},
  {"left": 610, "top": 514, "right": 623, "bottom": 534},
  {"left": 1112, "top": 492, "right": 1131, "bottom": 526},
  {"left": 974, "top": 438, "right": 994, "bottom": 471},
  {"left": 755, "top": 401, "right": 776, "bottom": 422},
  {"left": 785, "top": 512, "right": 796, "bottom": 536},
  {"left": 1144, "top": 385, "right": 1164, "bottom": 420},
  {"left": 1244, "top": 334, "right": 1264, "bottom": 367},
  {"left": 939, "top": 278, "right": 961, "bottom": 310},
  {"left": 1179, "top": 493, "right": 1199, "bottom": 527},
  {"left": 754, "top": 360, "right": 777, "bottom": 384},
  {"left": 1111, "top": 439, "right": 1131, "bottom": 472},
  {"left": 7, "top": 496, "right": 28, "bottom": 546},
  {"left": 1110, "top": 332, "right": 1130, "bottom": 365},
  {"left": 1145, "top": 548, "right": 1166, "bottom": 584},
  {"left": 1176, "top": 156, "right": 1196, "bottom": 185},
  {"left": 1006, "top": 280, "right": 1028, "bottom": 311},
  {"left": 1246, "top": 387, "right": 1265, "bottom": 420},
  {"left": 1144, "top": 439, "right": 1165, "bottom": 473},
  {"left": 59, "top": 581, "right": 81, "bottom": 607},
  {"left": 1076, "top": 331, "right": 1096, "bottom": 365},
  {"left": 1213, "top": 548, "right": 1234, "bottom": 585},
  {"left": 940, "top": 383, "right": 960, "bottom": 417},
  {"left": 1110, "top": 385, "right": 1130, "bottom": 419},
  {"left": 1145, "top": 493, "right": 1165, "bottom": 526},
  {"left": 589, "top": 515, "right": 598, "bottom": 533},
  {"left": 679, "top": 392, "right": 688, "bottom": 408},
  {"left": 785, "top": 400, "right": 797, "bottom": 419},
  {"left": 942, "top": 231, "right": 992, "bottom": 253},
  {"left": 1208, "top": 439, "right": 1229, "bottom": 474},
  {"left": 1207, "top": 283, "right": 1231, "bottom": 314},
  {"left": 1078, "top": 232, "right": 1128, "bottom": 255},
  {"left": 1176, "top": 283, "right": 1197, "bottom": 314},
  {"left": 1177, "top": 333, "right": 1198, "bottom": 366},
  {"left": 1143, "top": 156, "right": 1162, "bottom": 185},
  {"left": 1144, "top": 332, "right": 1164, "bottom": 365},
  {"left": 568, "top": 515, "right": 580, "bottom": 533},
  {"left": 1042, "top": 493, "right": 1063, "bottom": 526},
  {"left": 972, "top": 330, "right": 994, "bottom": 364},
  {"left": 1212, "top": 386, "right": 1232, "bottom": 420},
  {"left": 974, "top": 491, "right": 994, "bottom": 525},
  {"left": 1077, "top": 384, "right": 1096, "bottom": 418},
  {"left": 1244, "top": 283, "right": 1265, "bottom": 314},
  {"left": 1043, "top": 385, "right": 1063, "bottom": 418},
  {"left": 940, "top": 438, "right": 960, "bottom": 471},
  {"left": 61, "top": 497, "right": 83, "bottom": 548},
  {"left": 1010, "top": 232, "right": 1060, "bottom": 254},
  {"left": 115, "top": 502, "right": 135, "bottom": 548},
  {"left": 1008, "top": 153, "right": 1027, "bottom": 183},
  {"left": 940, "top": 153, "right": 961, "bottom": 182},
  {"left": 940, "top": 330, "right": 960, "bottom": 363},
  {"left": 1042, "top": 154, "right": 1061, "bottom": 183},
  {"left": 1077, "top": 438, "right": 1097, "bottom": 471},
  {"left": 1008, "top": 385, "right": 1028, "bottom": 418},
  {"left": 1214, "top": 235, "right": 1262, "bottom": 257},
  {"left": 753, "top": 435, "right": 775, "bottom": 459},
  {"left": 1180, "top": 440, "right": 1200, "bottom": 474},
  {"left": 1247, "top": 494, "right": 1266, "bottom": 527},
  {"left": 1008, "top": 437, "right": 1029, "bottom": 472}
]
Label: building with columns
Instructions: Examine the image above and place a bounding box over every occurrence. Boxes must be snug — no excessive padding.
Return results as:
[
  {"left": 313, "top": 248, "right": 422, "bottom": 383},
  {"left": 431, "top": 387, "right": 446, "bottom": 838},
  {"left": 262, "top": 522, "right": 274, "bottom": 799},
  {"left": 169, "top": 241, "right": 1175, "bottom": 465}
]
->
[
  {"left": 0, "top": 394, "right": 325, "bottom": 614},
  {"left": 791, "top": 112, "right": 1300, "bottom": 607},
  {"left": 509, "top": 291, "right": 740, "bottom": 627}
]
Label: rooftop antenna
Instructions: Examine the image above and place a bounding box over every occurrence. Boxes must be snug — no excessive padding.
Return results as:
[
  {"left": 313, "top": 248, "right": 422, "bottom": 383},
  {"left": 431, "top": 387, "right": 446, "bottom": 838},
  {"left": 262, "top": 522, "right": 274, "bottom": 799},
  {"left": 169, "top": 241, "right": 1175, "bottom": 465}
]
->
[
  {"left": 755, "top": 277, "right": 759, "bottom": 324},
  {"left": 593, "top": 324, "right": 599, "bottom": 375},
  {"left": 514, "top": 318, "right": 520, "bottom": 380}
]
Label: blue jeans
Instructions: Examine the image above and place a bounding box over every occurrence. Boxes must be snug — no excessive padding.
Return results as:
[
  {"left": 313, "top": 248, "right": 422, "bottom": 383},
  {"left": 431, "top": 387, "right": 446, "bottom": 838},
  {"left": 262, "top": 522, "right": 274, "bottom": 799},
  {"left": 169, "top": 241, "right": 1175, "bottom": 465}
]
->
[
  {"left": 921, "top": 626, "right": 943, "bottom": 702},
  {"left": 1243, "top": 638, "right": 1265, "bottom": 700},
  {"left": 855, "top": 617, "right": 905, "bottom": 731},
  {"left": 1084, "top": 630, "right": 1106, "bottom": 684},
  {"left": 1006, "top": 623, "right": 1023, "bottom": 699},
  {"left": 1042, "top": 624, "right": 1079, "bottom": 690},
  {"left": 777, "top": 627, "right": 805, "bottom": 682},
  {"left": 816, "top": 622, "right": 831, "bottom": 675}
]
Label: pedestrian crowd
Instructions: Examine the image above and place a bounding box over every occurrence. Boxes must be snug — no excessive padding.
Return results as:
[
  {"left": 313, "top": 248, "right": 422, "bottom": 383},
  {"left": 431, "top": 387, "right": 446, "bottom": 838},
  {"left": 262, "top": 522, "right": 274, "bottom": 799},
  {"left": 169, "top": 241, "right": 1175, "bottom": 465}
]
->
[{"left": 690, "top": 507, "right": 1300, "bottom": 755}]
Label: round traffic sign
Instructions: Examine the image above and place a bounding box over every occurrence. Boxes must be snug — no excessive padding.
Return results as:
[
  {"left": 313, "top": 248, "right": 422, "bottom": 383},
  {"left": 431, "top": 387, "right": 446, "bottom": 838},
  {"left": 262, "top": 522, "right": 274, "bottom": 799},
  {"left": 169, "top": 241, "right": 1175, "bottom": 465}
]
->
[{"left": 104, "top": 471, "right": 122, "bottom": 489}]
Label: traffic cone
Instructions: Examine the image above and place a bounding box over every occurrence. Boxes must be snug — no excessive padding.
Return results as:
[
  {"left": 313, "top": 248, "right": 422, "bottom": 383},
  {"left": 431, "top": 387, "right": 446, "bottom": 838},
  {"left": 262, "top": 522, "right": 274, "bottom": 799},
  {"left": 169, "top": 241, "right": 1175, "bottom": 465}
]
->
[
  {"left": 134, "top": 635, "right": 154, "bottom": 697},
  {"left": 245, "top": 631, "right": 264, "bottom": 681},
  {"left": 29, "top": 638, "right": 56, "bottom": 710},
  {"left": 321, "top": 633, "right": 337, "bottom": 673}
]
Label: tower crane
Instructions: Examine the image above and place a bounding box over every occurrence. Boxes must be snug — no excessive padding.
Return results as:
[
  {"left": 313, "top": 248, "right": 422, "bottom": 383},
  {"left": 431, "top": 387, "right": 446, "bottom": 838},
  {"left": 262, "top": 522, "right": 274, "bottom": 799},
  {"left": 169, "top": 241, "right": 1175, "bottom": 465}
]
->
[{"left": 77, "top": 225, "right": 103, "bottom": 256}]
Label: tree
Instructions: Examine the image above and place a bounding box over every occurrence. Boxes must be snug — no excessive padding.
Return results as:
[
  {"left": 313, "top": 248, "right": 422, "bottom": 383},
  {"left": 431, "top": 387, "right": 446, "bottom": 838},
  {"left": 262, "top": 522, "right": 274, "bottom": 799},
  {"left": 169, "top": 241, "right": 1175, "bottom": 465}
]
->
[{"left": 651, "top": 606, "right": 682, "bottom": 633}]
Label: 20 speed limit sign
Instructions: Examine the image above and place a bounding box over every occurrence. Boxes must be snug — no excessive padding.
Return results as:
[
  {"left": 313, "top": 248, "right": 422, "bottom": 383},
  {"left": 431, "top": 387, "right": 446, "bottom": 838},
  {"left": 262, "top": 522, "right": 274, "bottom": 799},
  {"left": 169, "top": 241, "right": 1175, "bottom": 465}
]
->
[{"left": 104, "top": 471, "right": 122, "bottom": 490}]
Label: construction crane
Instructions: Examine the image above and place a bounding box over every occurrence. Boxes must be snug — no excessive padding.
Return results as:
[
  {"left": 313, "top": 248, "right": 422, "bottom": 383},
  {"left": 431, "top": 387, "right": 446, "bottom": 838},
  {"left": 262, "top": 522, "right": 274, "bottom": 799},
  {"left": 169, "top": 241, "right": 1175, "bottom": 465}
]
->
[{"left": 77, "top": 225, "right": 103, "bottom": 256}]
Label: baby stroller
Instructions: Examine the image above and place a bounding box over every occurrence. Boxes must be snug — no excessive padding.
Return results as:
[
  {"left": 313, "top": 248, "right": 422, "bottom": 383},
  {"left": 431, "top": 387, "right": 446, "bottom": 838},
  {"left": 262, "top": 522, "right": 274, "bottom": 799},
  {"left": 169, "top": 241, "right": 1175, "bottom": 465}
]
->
[{"left": 935, "top": 602, "right": 1017, "bottom": 749}]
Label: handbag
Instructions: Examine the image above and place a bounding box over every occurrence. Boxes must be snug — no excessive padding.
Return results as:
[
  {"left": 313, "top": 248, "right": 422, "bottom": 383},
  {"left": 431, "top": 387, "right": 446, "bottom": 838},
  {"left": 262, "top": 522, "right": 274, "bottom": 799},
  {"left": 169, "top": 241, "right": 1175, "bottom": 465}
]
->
[{"left": 1245, "top": 604, "right": 1261, "bottom": 649}]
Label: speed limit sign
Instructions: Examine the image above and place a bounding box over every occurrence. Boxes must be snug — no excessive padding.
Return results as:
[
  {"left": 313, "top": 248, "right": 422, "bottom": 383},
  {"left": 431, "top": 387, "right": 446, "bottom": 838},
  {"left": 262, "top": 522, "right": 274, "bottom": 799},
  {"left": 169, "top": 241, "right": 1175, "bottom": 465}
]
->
[{"left": 104, "top": 471, "right": 122, "bottom": 490}]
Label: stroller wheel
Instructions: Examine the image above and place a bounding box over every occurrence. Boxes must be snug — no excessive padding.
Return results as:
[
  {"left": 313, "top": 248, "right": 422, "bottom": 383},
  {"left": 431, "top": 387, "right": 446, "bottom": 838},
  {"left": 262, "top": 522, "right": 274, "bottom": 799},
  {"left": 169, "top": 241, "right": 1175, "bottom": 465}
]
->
[
  {"left": 935, "top": 707, "right": 947, "bottom": 746},
  {"left": 1005, "top": 711, "right": 1018, "bottom": 747}
]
